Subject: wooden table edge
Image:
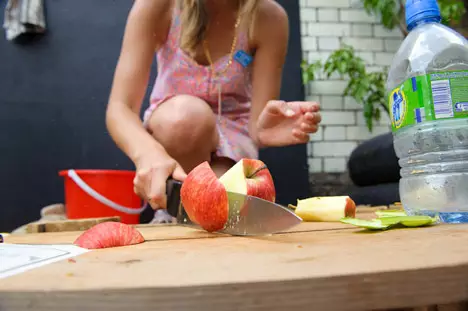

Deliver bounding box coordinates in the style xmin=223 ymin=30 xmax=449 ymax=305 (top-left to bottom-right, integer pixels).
xmin=1 ymin=263 xmax=467 ymax=311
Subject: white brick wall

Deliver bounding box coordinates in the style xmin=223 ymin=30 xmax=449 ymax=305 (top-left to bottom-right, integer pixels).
xmin=299 ymin=0 xmax=404 ymax=174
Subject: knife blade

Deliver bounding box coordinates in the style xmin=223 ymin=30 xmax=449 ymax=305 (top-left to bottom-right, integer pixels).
xmin=165 ymin=178 xmax=302 ymax=236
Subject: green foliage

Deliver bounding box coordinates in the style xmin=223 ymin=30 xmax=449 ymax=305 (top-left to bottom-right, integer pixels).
xmin=361 ymin=0 xmax=400 ymax=30
xmin=301 ymin=0 xmax=466 ymax=132
xmin=440 ymin=0 xmax=466 ymax=25
xmin=361 ymin=0 xmax=466 ymax=32
xmin=302 ymin=46 xmax=387 ymax=132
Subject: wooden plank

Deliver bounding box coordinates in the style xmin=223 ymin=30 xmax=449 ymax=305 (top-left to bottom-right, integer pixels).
xmin=4 ymin=225 xmax=220 ymax=244
xmin=25 ymin=217 xmax=121 ymax=233
xmin=4 ymin=221 xmax=362 ymax=245
xmin=3 ymin=207 xmax=382 ymax=244
xmin=1 ymin=224 xmax=468 ymax=311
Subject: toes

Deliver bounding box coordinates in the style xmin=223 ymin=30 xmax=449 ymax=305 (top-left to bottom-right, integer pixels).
xmin=150 ymin=209 xmax=175 ymax=224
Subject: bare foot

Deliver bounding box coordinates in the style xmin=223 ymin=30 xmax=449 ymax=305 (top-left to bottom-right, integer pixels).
xmin=150 ymin=209 xmax=175 ymax=224
xmin=40 ymin=203 xmax=66 ymax=218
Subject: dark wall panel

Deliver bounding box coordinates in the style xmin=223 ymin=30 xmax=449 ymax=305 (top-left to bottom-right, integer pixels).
xmin=260 ymin=0 xmax=310 ymax=207
xmin=0 ymin=0 xmax=309 ymax=232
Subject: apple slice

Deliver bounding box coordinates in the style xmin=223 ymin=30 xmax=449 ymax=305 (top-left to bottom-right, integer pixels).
xmin=294 ymin=196 xmax=356 ymax=222
xmin=180 ymin=159 xmax=276 ymax=232
xmin=74 ymin=222 xmax=145 ymax=249
xmin=180 ymin=161 xmax=229 ymax=232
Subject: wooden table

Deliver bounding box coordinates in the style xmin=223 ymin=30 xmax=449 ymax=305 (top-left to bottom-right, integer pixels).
xmin=1 ymin=218 xmax=468 ymax=311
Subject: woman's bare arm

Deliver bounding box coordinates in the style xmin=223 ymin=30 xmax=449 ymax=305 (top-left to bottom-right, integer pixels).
xmin=248 ymin=0 xmax=289 ymax=146
xmin=106 ymin=0 xmax=172 ymax=163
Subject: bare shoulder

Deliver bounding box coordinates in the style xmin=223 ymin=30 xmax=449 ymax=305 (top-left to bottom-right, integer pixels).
xmin=130 ymin=0 xmax=173 ymax=20
xmin=127 ymin=0 xmax=174 ymax=45
xmin=253 ymin=0 xmax=289 ymax=47
xmin=257 ymin=0 xmax=288 ymax=20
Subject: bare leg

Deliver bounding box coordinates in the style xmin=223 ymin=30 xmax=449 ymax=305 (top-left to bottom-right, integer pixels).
xmin=146 ymin=95 xmax=220 ymax=223
xmin=211 ymin=156 xmax=235 ymax=177
xmin=147 ymin=94 xmax=219 ymax=173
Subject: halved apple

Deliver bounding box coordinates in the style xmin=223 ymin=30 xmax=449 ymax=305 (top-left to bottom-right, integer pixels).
xmin=180 ymin=159 xmax=276 ymax=232
xmin=294 ymin=196 xmax=356 ymax=222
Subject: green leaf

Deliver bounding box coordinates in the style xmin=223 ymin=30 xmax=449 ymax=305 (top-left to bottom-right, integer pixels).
xmin=361 ymin=0 xmax=399 ymax=29
xmin=340 ymin=212 xmax=438 ymax=231
xmin=380 ymin=216 xmax=437 ymax=227
xmin=340 ymin=217 xmax=391 ymax=230
xmin=439 ymin=0 xmax=466 ymax=26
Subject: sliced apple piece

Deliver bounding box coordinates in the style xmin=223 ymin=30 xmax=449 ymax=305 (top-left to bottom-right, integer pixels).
xmin=294 ymin=196 xmax=356 ymax=222
xmin=180 ymin=161 xmax=229 ymax=232
xmin=73 ymin=222 xmax=145 ymax=249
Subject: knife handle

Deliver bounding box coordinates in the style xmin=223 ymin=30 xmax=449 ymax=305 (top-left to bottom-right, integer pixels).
xmin=166 ymin=178 xmax=182 ymax=218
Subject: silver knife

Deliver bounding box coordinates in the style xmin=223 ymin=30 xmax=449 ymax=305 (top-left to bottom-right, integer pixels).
xmin=165 ymin=178 xmax=302 ymax=236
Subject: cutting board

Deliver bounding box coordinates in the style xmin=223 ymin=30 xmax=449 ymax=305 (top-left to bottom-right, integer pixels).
xmin=25 ymin=216 xmax=121 ymax=233
xmin=4 ymin=206 xmax=382 ymax=244
xmin=2 ymin=221 xmax=468 ymax=311
xmin=4 ymin=221 xmax=358 ymax=244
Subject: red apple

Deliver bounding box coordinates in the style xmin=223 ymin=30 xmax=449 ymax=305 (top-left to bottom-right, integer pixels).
xmin=180 ymin=158 xmax=276 ymax=232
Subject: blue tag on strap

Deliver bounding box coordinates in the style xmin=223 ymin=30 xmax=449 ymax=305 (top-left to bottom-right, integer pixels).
xmin=234 ymin=50 xmax=253 ymax=67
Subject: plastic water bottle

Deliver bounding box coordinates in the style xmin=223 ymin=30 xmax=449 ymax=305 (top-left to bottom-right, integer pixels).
xmin=387 ymin=0 xmax=468 ymax=223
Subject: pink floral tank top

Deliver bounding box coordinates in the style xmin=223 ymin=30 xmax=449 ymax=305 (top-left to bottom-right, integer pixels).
xmin=148 ymin=7 xmax=254 ymax=121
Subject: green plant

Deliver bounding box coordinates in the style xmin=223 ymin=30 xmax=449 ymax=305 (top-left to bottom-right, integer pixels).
xmin=302 ymin=0 xmax=466 ymax=132
xmin=302 ymin=46 xmax=388 ymax=131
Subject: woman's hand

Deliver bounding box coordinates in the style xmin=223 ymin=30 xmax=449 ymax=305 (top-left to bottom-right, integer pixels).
xmin=105 ymin=0 xmax=180 ymax=211
xmin=256 ymin=100 xmax=321 ymax=147
xmin=133 ymin=150 xmax=187 ymax=210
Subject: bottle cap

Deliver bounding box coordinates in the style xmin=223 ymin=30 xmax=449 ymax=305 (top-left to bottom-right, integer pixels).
xmin=405 ymin=0 xmax=441 ymax=30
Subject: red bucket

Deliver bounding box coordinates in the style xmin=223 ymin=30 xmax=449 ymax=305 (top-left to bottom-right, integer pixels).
xmin=59 ymin=169 xmax=147 ymax=224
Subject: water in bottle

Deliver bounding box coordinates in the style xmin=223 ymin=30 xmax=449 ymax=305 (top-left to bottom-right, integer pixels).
xmin=387 ymin=0 xmax=468 ymax=223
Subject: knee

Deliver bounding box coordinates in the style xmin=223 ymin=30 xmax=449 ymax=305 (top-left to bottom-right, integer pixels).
xmin=148 ymin=95 xmax=218 ymax=155
xmin=161 ymin=95 xmax=217 ymax=145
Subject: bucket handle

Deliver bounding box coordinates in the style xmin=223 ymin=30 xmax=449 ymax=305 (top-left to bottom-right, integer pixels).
xmin=67 ymin=169 xmax=148 ymax=215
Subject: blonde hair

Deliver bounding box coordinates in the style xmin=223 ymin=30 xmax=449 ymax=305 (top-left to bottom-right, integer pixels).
xmin=176 ymin=0 xmax=258 ymax=56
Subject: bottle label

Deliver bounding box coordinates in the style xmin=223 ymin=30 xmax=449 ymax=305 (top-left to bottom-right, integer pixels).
xmin=389 ymin=70 xmax=468 ymax=132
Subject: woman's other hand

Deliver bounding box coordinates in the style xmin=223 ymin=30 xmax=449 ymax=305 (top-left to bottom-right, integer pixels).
xmin=256 ymin=100 xmax=322 ymax=147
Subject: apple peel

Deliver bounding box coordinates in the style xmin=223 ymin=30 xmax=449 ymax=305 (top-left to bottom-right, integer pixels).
xmin=73 ymin=222 xmax=145 ymax=249
xmin=294 ymin=196 xmax=356 ymax=222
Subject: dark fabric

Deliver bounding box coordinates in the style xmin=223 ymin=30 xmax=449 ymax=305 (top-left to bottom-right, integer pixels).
xmin=347 ymin=132 xmax=401 ymax=187
xmin=347 ymin=183 xmax=400 ymax=206
xmin=258 ymin=0 xmax=310 ymax=208
xmin=0 ymin=1 xmax=145 ymax=232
